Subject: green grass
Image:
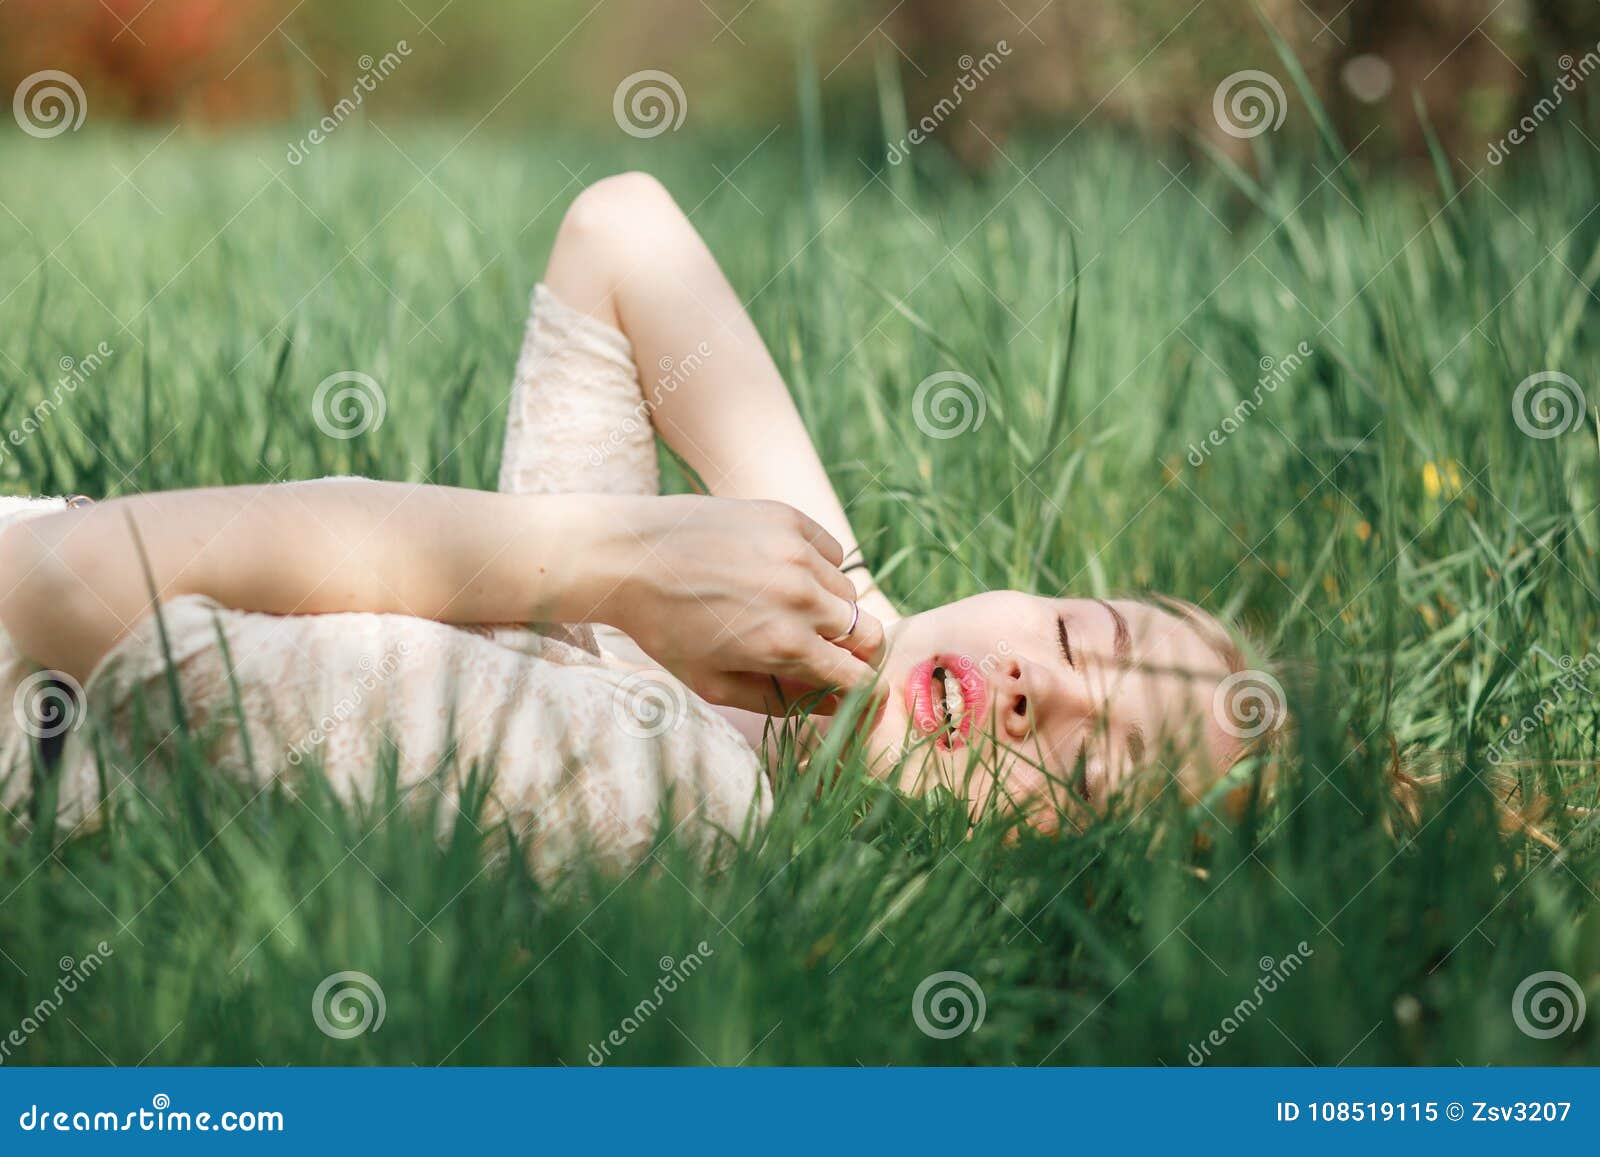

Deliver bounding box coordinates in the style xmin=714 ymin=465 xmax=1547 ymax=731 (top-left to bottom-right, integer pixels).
xmin=2 ymin=96 xmax=1600 ymax=1065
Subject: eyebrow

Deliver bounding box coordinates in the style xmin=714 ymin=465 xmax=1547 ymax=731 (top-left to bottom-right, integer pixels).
xmin=1095 ymin=599 xmax=1132 ymax=664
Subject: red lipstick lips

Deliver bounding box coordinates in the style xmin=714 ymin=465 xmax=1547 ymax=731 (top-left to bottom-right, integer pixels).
xmin=906 ymin=654 xmax=990 ymax=750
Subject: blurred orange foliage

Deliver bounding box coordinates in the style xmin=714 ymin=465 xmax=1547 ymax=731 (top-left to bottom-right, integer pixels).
xmin=1 ymin=0 xmax=289 ymax=121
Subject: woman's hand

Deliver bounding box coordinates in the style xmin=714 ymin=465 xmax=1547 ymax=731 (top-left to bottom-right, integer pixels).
xmin=586 ymin=494 xmax=885 ymax=714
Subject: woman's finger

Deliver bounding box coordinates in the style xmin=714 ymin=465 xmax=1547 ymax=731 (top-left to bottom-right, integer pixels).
xmin=791 ymin=510 xmax=844 ymax=567
xmin=814 ymin=591 xmax=860 ymax=643
xmin=806 ymin=566 xmax=886 ymax=666
xmin=840 ymin=606 xmax=886 ymax=668
xmin=805 ymin=549 xmax=859 ymax=606
xmin=781 ymin=636 xmax=879 ymax=694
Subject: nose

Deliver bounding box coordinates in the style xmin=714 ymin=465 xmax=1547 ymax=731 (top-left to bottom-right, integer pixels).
xmin=993 ymin=658 xmax=1035 ymax=742
xmin=994 ymin=655 xmax=1102 ymax=744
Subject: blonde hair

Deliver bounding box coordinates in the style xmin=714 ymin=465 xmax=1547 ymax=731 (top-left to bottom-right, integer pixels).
xmin=1093 ymin=592 xmax=1290 ymax=817
xmin=1141 ymin=594 xmax=1577 ymax=848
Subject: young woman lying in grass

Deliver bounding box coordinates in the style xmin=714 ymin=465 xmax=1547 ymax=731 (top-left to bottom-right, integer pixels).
xmin=0 ymin=173 xmax=1265 ymax=872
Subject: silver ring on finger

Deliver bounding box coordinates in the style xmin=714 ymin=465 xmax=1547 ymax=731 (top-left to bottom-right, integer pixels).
xmin=825 ymin=599 xmax=860 ymax=644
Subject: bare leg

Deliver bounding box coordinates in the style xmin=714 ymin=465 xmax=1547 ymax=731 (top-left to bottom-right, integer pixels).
xmin=541 ymin=173 xmax=898 ymax=628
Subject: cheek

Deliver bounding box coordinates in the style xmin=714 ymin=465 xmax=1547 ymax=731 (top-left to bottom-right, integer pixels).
xmin=1142 ymin=677 xmax=1216 ymax=746
xmin=1000 ymin=761 xmax=1089 ymax=832
xmin=886 ymin=605 xmax=996 ymax=660
xmin=986 ymin=753 xmax=1062 ymax=808
xmin=881 ymin=617 xmax=927 ymax=667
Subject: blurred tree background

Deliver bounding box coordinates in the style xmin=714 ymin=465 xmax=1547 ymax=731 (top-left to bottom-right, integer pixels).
xmin=2 ymin=0 xmax=1598 ymax=163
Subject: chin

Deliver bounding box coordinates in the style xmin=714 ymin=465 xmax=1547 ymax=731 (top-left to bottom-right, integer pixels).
xmin=861 ymin=699 xmax=913 ymax=772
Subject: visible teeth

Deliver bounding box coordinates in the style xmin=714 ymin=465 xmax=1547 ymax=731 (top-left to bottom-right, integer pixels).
xmin=942 ymin=670 xmax=964 ymax=723
xmin=927 ymin=665 xmax=966 ymax=732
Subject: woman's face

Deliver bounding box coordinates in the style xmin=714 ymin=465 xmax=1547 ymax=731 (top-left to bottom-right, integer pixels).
xmin=866 ymin=592 xmax=1241 ymax=824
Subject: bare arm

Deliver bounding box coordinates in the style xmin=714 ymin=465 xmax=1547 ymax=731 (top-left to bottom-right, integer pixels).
xmin=543 ymin=172 xmax=902 ymax=630
xmin=0 ymin=479 xmax=877 ymax=709
xmin=0 ymin=481 xmax=606 ymax=677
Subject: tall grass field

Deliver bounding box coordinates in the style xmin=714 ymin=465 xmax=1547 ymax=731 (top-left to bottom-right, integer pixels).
xmin=2 ymin=83 xmax=1599 ymax=1065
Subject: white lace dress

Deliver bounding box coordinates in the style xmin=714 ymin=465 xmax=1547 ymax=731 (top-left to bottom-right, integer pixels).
xmin=0 ymin=286 xmax=769 ymax=878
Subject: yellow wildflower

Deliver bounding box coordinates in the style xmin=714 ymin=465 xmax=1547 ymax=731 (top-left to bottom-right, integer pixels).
xmin=1422 ymin=459 xmax=1464 ymax=499
xmin=1422 ymin=462 xmax=1440 ymax=498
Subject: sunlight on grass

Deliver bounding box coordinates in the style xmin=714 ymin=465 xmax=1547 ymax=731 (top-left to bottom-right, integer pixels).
xmin=0 ymin=109 xmax=1597 ymax=1064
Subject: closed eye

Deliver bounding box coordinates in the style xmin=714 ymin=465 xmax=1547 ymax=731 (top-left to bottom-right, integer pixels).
xmin=1055 ymin=615 xmax=1075 ymax=669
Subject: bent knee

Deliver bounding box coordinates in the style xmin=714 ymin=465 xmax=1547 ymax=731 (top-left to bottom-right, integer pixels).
xmin=546 ymin=173 xmax=686 ymax=322
xmin=560 ymin=172 xmax=681 ymax=242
